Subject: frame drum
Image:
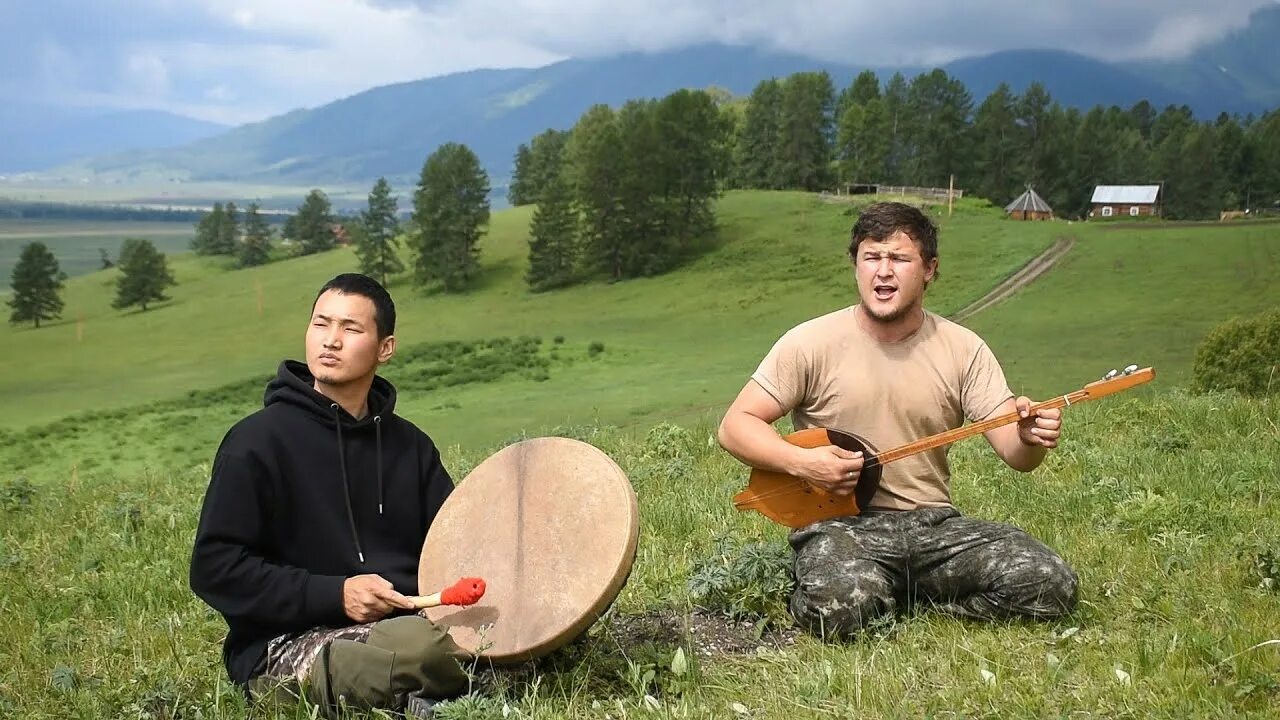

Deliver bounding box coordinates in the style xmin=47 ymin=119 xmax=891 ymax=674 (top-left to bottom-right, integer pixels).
xmin=418 ymin=437 xmax=639 ymax=663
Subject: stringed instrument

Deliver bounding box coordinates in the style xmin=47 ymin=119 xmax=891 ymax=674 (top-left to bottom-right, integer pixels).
xmin=734 ymin=365 xmax=1155 ymax=528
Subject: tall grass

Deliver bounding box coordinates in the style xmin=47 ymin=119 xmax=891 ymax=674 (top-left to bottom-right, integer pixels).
xmin=2 ymin=391 xmax=1277 ymax=718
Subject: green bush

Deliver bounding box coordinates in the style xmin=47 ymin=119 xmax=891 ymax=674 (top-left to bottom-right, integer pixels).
xmin=1191 ymin=311 xmax=1280 ymax=396
xmin=687 ymin=536 xmax=792 ymax=622
xmin=1 ymin=477 xmax=35 ymax=512
xmin=1248 ymin=545 xmax=1280 ymax=592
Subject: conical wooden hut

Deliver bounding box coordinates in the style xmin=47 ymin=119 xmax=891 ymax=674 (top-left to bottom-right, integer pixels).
xmin=1005 ymin=186 xmax=1054 ymax=221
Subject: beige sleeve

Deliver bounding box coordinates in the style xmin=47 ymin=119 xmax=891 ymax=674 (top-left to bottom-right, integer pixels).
xmin=962 ymin=343 xmax=1014 ymax=422
xmin=750 ymin=329 xmax=809 ymax=412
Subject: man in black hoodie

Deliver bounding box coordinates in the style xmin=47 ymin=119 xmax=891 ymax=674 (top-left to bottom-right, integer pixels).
xmin=190 ymin=273 xmax=468 ymax=717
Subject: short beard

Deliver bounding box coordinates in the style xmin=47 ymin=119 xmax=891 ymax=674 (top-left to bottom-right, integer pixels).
xmin=312 ymin=371 xmax=340 ymax=387
xmin=862 ymin=302 xmax=915 ymax=324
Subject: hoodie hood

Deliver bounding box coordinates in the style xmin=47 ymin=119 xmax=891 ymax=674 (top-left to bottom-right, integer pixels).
xmin=265 ymin=359 xmax=397 ymax=425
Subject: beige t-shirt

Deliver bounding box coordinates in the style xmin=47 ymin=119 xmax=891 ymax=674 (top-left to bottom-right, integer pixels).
xmin=751 ymin=306 xmax=1013 ymax=510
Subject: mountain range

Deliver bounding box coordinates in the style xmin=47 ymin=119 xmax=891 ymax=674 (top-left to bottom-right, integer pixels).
xmin=5 ymin=4 xmax=1278 ymax=190
xmin=0 ymin=102 xmax=226 ymax=173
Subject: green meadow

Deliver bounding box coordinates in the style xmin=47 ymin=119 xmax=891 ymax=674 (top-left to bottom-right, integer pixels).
xmin=968 ymin=220 xmax=1280 ymax=394
xmin=0 ymin=192 xmax=1066 ymax=442
xmin=2 ymin=190 xmax=1279 ymax=718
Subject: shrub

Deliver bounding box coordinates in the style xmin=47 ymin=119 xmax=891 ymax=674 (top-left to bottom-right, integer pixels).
xmin=1192 ymin=311 xmax=1280 ymax=396
xmin=588 ymin=341 xmax=605 ymax=357
xmin=1254 ymin=550 xmax=1280 ymax=592
xmin=1 ymin=477 xmax=35 ymax=512
xmin=687 ymin=536 xmax=792 ymax=622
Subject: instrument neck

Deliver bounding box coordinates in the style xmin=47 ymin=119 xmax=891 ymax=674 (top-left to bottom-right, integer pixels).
xmin=876 ymin=391 xmax=1087 ymax=466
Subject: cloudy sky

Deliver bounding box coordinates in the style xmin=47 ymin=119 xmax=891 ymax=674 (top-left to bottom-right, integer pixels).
xmin=2 ymin=0 xmax=1275 ymax=126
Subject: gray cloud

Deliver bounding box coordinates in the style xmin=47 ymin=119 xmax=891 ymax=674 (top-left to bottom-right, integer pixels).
xmin=3 ymin=0 xmax=1274 ymax=124
xmin=426 ymin=0 xmax=1275 ymax=64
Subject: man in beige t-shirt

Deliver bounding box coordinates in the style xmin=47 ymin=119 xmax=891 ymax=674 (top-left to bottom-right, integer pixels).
xmin=718 ymin=202 xmax=1077 ymax=637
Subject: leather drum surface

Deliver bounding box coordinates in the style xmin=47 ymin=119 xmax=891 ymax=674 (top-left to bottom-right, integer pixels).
xmin=418 ymin=437 xmax=639 ymax=663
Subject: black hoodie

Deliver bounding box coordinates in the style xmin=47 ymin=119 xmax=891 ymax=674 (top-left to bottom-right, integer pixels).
xmin=189 ymin=360 xmax=454 ymax=686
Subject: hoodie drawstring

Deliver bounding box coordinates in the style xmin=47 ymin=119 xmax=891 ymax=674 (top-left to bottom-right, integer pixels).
xmin=374 ymin=415 xmax=384 ymax=515
xmin=332 ymin=403 xmax=366 ymax=564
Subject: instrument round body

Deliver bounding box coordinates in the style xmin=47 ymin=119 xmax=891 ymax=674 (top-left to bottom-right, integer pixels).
xmin=732 ymin=428 xmax=883 ymax=529
xmin=418 ymin=437 xmax=639 ymax=664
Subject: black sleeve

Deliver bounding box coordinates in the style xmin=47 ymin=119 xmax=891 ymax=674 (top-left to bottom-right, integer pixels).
xmin=420 ymin=434 xmax=455 ymax=534
xmin=189 ymin=446 xmax=348 ymax=629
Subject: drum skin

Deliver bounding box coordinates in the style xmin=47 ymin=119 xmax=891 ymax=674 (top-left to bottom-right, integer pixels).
xmin=418 ymin=437 xmax=639 ymax=663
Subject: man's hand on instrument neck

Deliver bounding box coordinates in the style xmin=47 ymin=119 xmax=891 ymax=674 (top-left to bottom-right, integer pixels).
xmin=982 ymin=396 xmax=1061 ymax=472
xmin=1015 ymin=396 xmax=1061 ymax=450
xmin=343 ymin=574 xmax=416 ymax=624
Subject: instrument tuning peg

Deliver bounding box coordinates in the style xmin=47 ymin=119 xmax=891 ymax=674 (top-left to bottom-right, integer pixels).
xmin=1104 ymin=368 xmax=1118 ymax=380
xmin=1123 ymin=364 xmax=1139 ymax=375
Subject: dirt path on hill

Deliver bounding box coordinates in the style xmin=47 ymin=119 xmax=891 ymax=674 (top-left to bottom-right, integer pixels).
xmin=949 ymin=235 xmax=1076 ymax=323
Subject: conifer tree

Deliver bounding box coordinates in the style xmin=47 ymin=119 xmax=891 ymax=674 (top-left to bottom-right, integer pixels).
xmin=356 ymin=178 xmax=404 ymax=285
xmin=410 ymin=143 xmax=490 ymax=291
xmin=113 ymin=238 xmax=176 ymax=312
xmin=7 ymin=241 xmax=65 ymax=328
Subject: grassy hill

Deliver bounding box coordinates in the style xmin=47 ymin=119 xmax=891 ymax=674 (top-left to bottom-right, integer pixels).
xmin=0 ymin=189 xmax=1275 ymax=490
xmin=971 ymin=220 xmax=1280 ymax=396
xmin=6 ymin=192 xmax=1278 ymax=450
xmin=0 ymin=192 xmax=1064 ymax=441
xmin=2 ymin=190 xmax=1279 ymax=717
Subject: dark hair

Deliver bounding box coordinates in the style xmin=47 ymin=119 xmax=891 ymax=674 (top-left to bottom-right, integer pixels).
xmin=313 ymin=273 xmax=396 ymax=339
xmin=848 ymin=202 xmax=940 ymax=266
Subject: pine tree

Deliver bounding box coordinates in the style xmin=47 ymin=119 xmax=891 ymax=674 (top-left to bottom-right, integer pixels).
xmin=113 ymin=238 xmax=176 ymax=312
xmin=882 ymin=72 xmax=910 ymax=183
xmin=509 ymin=144 xmax=535 ymax=206
xmin=214 ymin=201 xmax=239 ymax=255
xmin=836 ymin=97 xmax=890 ymax=185
xmin=528 ymin=130 xmax=571 ymax=205
xmin=844 ymin=70 xmax=882 ymax=110
xmin=525 ymin=168 xmax=578 ymax=291
xmin=356 ymin=177 xmax=404 ymax=285
xmin=191 ymin=203 xmax=226 ymax=255
xmin=1243 ymin=110 xmax=1280 ymax=210
xmin=566 ymin=105 xmax=627 ymax=280
xmin=775 ymin=71 xmax=835 ymax=190
xmin=1017 ymin=82 xmax=1056 ymax=188
xmin=902 ymin=69 xmax=971 ymax=186
xmin=410 ymin=143 xmax=490 ymax=291
xmin=734 ymin=79 xmax=783 ymax=189
xmin=614 ymin=99 xmax=665 ymax=276
xmin=295 ymin=190 xmax=336 ymax=254
xmin=969 ymin=83 xmax=1023 ymax=204
xmin=652 ymin=89 xmax=726 ymax=252
xmin=239 ymin=202 xmax=273 ymax=268
xmin=7 ymin=241 xmax=65 ymax=328
xmin=509 ymin=131 xmax=571 ymax=207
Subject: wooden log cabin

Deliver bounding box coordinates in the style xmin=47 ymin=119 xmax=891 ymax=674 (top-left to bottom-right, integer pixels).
xmin=1089 ymin=185 xmax=1162 ymax=219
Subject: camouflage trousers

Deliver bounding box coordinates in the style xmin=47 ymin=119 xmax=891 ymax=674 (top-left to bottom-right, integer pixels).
xmin=789 ymin=506 xmax=1078 ymax=638
xmin=250 ymin=615 xmax=469 ymax=717
xmin=264 ymin=623 xmax=375 ymax=682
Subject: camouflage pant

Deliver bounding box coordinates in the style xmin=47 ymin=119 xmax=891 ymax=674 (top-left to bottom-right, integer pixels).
xmin=789 ymin=507 xmax=1077 ymax=638
xmin=251 ymin=615 xmax=469 ymax=717
xmin=265 ymin=623 xmax=375 ymax=681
